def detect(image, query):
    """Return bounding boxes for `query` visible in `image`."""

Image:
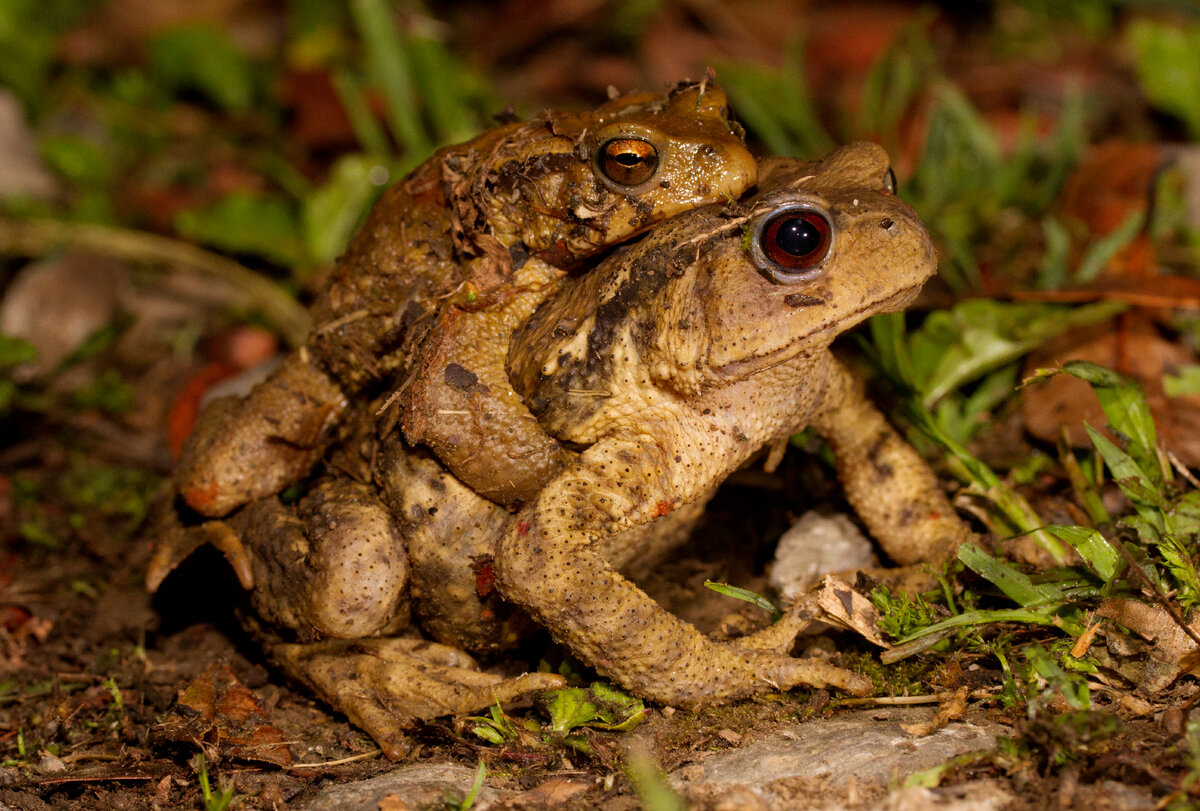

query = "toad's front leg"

[176,354,347,517]
[811,358,970,567]
[493,437,872,706]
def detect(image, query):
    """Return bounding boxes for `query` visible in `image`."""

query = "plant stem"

[0,218,309,346]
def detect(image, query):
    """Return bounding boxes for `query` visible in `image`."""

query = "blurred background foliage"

[0,0,1197,292]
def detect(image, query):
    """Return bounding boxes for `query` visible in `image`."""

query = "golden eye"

[598,137,659,187]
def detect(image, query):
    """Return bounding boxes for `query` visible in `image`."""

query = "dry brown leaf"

[154,663,292,767]
[1060,140,1162,279]
[378,794,411,811]
[1021,315,1200,466]
[516,776,593,805]
[1095,598,1200,693]
[901,686,970,736]
[815,575,888,647]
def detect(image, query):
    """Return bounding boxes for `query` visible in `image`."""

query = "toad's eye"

[599,138,659,187]
[759,209,832,275]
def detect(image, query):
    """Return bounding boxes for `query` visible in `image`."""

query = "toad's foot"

[144,494,254,593]
[270,637,566,759]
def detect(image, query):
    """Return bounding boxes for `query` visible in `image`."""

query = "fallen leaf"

[901,686,969,736]
[0,253,127,380]
[1011,273,1200,310]
[516,776,593,805]
[1060,140,1162,279]
[377,794,411,811]
[154,663,292,767]
[280,69,358,149]
[165,326,279,456]
[1096,598,1200,694]
[815,575,888,647]
[1021,314,1200,466]
[0,89,59,201]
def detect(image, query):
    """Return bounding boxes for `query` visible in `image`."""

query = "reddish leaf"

[1060,140,1163,278]
[155,663,292,767]
[166,327,278,456]
[1012,273,1200,309]
[280,69,358,149]
[1022,313,1200,466]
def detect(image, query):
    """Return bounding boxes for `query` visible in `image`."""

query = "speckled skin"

[172,81,756,519]
[149,144,968,760]
[497,143,968,706]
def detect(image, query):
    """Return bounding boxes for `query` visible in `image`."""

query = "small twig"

[1167,448,1200,491]
[60,751,122,764]
[0,218,310,346]
[837,688,999,707]
[289,749,382,769]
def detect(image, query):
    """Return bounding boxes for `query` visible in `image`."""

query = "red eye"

[760,210,832,272]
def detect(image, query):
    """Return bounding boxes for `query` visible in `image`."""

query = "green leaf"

[147,25,257,112]
[716,41,834,157]
[303,154,397,265]
[469,724,504,744]
[1042,525,1121,582]
[1043,361,1162,485]
[39,135,112,186]
[1075,210,1145,284]
[0,334,37,369]
[1165,365,1200,397]
[624,744,687,811]
[703,580,782,621]
[1024,643,1089,710]
[910,300,1124,407]
[70,369,134,414]
[457,760,486,811]
[542,682,646,735]
[544,687,599,735]
[957,544,1069,607]
[1083,424,1164,512]
[1128,19,1200,139]
[587,682,647,731]
[350,0,431,157]
[175,193,307,269]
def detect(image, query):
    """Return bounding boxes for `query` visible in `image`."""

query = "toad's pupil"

[615,152,644,166]
[774,216,823,257]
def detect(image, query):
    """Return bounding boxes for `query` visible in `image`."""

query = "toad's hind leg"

[209,478,561,757]
[225,478,411,639]
[374,440,535,653]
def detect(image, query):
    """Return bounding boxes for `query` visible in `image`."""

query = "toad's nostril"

[880,218,895,231]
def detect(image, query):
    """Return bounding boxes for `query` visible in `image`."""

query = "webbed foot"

[270,637,566,759]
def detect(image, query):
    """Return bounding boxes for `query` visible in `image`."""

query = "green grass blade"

[957,543,1067,607]
[1042,524,1121,582]
[350,0,431,157]
[331,68,392,156]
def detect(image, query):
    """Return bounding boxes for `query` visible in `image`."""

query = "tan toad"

[169,80,756,521]
[151,143,968,760]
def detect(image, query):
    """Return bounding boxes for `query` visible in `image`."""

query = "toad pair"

[147,81,968,758]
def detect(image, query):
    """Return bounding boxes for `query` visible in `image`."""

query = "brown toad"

[153,143,968,758]
[169,79,756,522]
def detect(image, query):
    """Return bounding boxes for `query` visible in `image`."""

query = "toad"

[171,79,756,521]
[150,143,968,758]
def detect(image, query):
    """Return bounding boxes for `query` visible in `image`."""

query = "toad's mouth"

[711,282,925,381]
